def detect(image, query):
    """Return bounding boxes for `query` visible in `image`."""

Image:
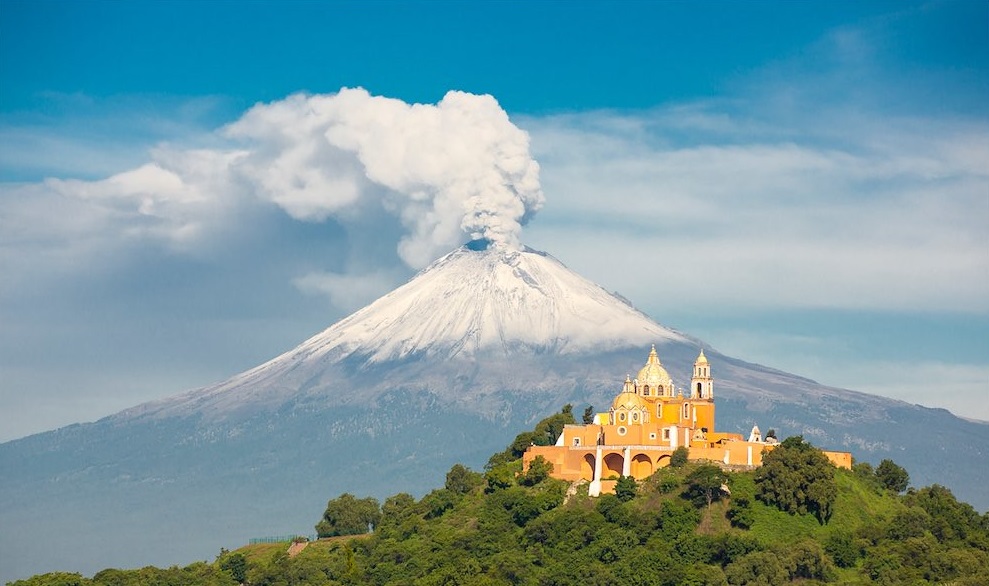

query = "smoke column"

[227,88,544,267]
[45,88,544,269]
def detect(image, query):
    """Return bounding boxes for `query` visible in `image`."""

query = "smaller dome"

[611,389,647,411]
[695,349,709,364]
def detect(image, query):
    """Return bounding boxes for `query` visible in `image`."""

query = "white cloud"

[521,107,989,315]
[830,361,989,422]
[225,88,544,266]
[1,88,544,284]
[292,270,403,313]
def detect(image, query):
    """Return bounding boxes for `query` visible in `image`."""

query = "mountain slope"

[120,244,686,420]
[1,243,986,583]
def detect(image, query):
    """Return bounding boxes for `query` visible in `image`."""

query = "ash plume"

[227,88,544,267]
[42,88,544,269]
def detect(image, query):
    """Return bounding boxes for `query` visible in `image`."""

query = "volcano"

[2,243,987,582]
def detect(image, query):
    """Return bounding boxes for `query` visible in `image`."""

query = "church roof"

[636,344,672,387]
[611,390,648,411]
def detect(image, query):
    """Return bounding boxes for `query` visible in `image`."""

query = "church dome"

[695,349,708,364]
[636,345,672,388]
[611,389,647,411]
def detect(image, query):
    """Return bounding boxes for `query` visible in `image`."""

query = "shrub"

[614,475,638,502]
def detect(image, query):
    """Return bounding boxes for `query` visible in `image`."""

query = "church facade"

[523,346,852,496]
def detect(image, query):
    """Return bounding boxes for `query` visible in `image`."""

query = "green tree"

[852,460,882,491]
[786,539,836,581]
[380,492,416,522]
[486,405,576,468]
[315,492,381,537]
[726,494,755,529]
[887,506,932,540]
[724,550,789,586]
[659,498,701,539]
[684,464,727,508]
[614,475,638,502]
[875,458,909,493]
[520,455,553,486]
[670,445,690,468]
[755,435,837,524]
[484,460,520,492]
[824,529,860,568]
[904,484,983,543]
[445,463,482,494]
[420,488,457,519]
[582,405,595,424]
[219,552,248,583]
[491,486,563,527]
[532,405,576,447]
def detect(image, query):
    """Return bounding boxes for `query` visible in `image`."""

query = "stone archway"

[655,454,671,469]
[630,453,653,479]
[581,453,596,480]
[603,453,624,478]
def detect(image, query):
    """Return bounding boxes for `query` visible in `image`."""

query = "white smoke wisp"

[227,88,544,267]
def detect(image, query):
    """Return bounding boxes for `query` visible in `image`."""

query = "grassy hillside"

[9,411,989,586]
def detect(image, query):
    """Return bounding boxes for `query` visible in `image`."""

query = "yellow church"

[523,346,851,496]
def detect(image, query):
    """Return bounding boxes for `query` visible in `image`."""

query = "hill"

[9,411,989,586]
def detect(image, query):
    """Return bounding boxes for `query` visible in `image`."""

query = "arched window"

[696,382,703,397]
[642,385,650,396]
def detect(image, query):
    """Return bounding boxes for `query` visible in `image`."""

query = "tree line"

[11,407,987,586]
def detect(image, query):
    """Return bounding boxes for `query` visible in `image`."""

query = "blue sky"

[1,0,987,441]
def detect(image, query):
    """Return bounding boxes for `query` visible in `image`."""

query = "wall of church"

[520,347,852,495]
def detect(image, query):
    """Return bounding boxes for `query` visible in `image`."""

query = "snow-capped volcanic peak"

[114,241,688,420]
[294,242,686,362]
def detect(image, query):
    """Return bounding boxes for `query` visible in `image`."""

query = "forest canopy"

[11,408,989,586]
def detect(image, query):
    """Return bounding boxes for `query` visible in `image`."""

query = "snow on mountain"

[298,242,687,360]
[121,242,689,419]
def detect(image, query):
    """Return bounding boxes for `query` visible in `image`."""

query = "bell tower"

[691,349,713,400]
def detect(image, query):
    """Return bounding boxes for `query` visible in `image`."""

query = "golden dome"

[611,390,647,411]
[636,344,672,388]
[695,349,708,364]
